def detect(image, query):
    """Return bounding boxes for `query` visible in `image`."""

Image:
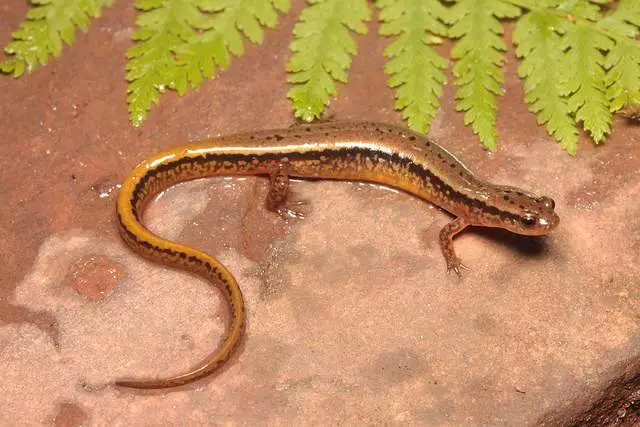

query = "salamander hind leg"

[439,217,470,277]
[266,161,308,220]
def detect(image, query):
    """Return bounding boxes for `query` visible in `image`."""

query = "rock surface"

[0,1,638,425]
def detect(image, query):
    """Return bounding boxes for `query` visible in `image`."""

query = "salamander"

[115,121,559,389]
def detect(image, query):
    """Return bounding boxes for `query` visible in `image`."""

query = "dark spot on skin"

[517,192,525,196]
[71,174,76,181]
[266,136,272,140]
[450,163,456,168]
[275,134,284,141]
[437,153,442,159]
[305,127,311,132]
[249,135,255,139]
[325,132,329,136]
[459,171,464,176]
[519,205,525,209]
[295,134,302,138]
[503,195,510,201]
[409,136,416,141]
[509,200,515,205]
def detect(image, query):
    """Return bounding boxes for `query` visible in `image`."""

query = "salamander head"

[487,187,560,236]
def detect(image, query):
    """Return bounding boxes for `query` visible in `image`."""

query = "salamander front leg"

[439,217,470,277]
[266,162,308,220]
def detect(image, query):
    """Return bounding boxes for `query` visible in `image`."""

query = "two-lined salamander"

[116,121,559,389]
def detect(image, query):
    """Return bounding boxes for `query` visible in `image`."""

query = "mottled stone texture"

[0,1,638,425]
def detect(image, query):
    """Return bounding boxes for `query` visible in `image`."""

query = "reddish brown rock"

[0,0,638,425]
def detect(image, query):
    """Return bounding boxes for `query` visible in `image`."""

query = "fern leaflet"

[1,0,114,77]
[560,1,612,143]
[287,0,371,122]
[377,0,449,134]
[513,9,578,154]
[447,0,521,151]
[599,0,640,112]
[127,0,290,127]
[126,0,201,126]
[172,0,291,94]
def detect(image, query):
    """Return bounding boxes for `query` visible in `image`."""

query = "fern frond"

[513,10,578,154]
[0,0,114,77]
[561,3,613,143]
[127,0,290,127]
[377,0,449,134]
[599,0,640,112]
[447,0,521,151]
[172,0,291,94]
[126,0,201,126]
[287,0,371,122]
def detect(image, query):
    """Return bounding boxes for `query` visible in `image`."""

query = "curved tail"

[114,155,245,389]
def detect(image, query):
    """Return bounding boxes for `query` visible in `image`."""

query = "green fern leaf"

[513,10,578,154]
[377,0,449,134]
[287,0,371,122]
[447,0,520,151]
[599,0,640,112]
[126,0,201,126]
[561,6,613,143]
[173,0,291,94]
[127,0,290,126]
[0,0,114,77]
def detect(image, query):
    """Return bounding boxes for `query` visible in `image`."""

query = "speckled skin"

[116,121,559,389]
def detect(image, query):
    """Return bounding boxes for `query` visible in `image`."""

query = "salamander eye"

[538,196,555,210]
[521,215,537,227]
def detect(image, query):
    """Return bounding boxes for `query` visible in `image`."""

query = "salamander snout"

[492,188,560,236]
[519,210,559,233]
[516,196,559,235]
